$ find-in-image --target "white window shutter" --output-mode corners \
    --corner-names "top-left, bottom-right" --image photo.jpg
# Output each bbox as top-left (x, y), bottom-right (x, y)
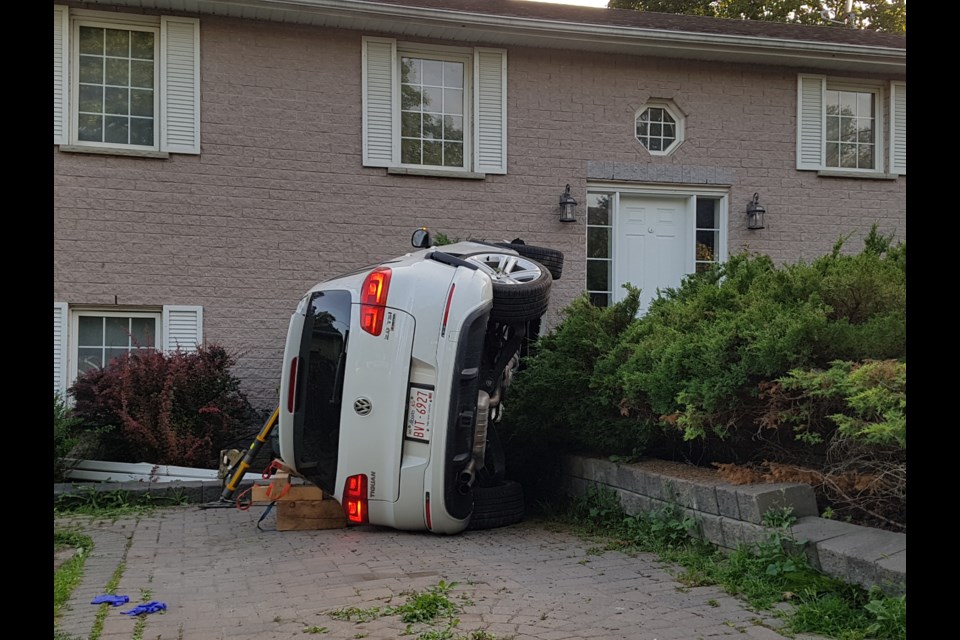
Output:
top-left (163, 305), bottom-right (203, 353)
top-left (160, 16), bottom-right (201, 154)
top-left (474, 48), bottom-right (507, 175)
top-left (362, 37), bottom-right (397, 167)
top-left (890, 82), bottom-right (906, 175)
top-left (54, 302), bottom-right (69, 397)
top-left (797, 74), bottom-right (825, 170)
top-left (54, 5), bottom-right (69, 145)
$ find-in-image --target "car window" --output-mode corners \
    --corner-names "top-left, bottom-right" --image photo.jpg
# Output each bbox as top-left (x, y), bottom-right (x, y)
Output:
top-left (294, 289), bottom-right (351, 494)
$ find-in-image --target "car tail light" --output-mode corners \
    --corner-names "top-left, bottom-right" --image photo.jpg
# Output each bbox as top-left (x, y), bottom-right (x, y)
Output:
top-left (360, 268), bottom-right (392, 336)
top-left (343, 474), bottom-right (369, 524)
top-left (425, 491), bottom-right (433, 530)
top-left (286, 357), bottom-right (299, 413)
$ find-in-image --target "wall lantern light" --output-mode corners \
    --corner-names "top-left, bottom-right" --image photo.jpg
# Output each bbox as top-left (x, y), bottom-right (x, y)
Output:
top-left (746, 192), bottom-right (766, 230)
top-left (559, 184), bottom-right (578, 223)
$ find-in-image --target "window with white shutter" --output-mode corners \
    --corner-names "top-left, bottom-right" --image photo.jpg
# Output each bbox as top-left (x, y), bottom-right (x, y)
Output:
top-left (54, 7), bottom-right (200, 154)
top-left (55, 305), bottom-right (204, 392)
top-left (362, 37), bottom-right (507, 175)
top-left (797, 74), bottom-right (902, 176)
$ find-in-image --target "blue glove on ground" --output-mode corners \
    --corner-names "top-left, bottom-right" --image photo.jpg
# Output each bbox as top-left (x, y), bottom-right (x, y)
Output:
top-left (91, 594), bottom-right (130, 606)
top-left (122, 601), bottom-right (167, 616)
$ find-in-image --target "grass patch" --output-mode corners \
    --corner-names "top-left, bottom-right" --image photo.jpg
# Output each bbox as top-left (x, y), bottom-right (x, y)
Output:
top-left (328, 582), bottom-right (510, 640)
top-left (544, 485), bottom-right (906, 640)
top-left (55, 486), bottom-right (189, 518)
top-left (131, 588), bottom-right (155, 640)
top-left (88, 532), bottom-right (135, 640)
top-left (54, 530), bottom-right (93, 621)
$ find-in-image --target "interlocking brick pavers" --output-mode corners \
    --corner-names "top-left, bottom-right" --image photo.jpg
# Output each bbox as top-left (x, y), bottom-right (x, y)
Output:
top-left (55, 506), bottom-right (822, 640)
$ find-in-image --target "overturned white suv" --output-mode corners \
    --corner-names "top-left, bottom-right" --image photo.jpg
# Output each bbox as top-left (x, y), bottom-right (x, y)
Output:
top-left (277, 230), bottom-right (562, 534)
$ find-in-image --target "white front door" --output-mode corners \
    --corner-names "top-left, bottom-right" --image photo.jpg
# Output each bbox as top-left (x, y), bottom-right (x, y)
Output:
top-left (615, 195), bottom-right (691, 314)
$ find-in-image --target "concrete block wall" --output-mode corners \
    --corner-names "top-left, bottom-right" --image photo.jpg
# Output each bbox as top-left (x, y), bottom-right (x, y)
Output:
top-left (558, 456), bottom-right (906, 596)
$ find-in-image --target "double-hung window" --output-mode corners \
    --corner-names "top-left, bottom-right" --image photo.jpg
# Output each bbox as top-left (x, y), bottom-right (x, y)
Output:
top-left (53, 6), bottom-right (200, 155)
top-left (362, 37), bottom-right (507, 175)
top-left (797, 75), bottom-right (906, 176)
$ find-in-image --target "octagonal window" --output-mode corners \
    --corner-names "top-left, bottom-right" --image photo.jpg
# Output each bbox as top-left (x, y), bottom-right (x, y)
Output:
top-left (635, 101), bottom-right (684, 155)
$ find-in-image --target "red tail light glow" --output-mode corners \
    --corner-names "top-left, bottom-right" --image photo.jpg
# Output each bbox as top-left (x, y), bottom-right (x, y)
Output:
top-left (360, 268), bottom-right (392, 336)
top-left (343, 474), bottom-right (369, 524)
top-left (440, 284), bottom-right (455, 337)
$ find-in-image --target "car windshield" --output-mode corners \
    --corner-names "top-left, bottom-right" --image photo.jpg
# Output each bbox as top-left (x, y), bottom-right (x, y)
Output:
top-left (294, 290), bottom-right (351, 494)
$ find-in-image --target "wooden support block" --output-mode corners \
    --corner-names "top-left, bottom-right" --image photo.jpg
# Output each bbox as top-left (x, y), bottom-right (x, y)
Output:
top-left (250, 483), bottom-right (325, 503)
top-left (276, 499), bottom-right (347, 531)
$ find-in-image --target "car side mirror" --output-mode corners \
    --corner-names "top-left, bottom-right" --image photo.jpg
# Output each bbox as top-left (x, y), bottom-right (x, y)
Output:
top-left (411, 227), bottom-right (432, 248)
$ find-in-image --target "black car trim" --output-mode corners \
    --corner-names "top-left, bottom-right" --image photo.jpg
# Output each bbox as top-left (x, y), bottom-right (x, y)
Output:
top-left (427, 251), bottom-right (480, 271)
top-left (442, 304), bottom-right (490, 520)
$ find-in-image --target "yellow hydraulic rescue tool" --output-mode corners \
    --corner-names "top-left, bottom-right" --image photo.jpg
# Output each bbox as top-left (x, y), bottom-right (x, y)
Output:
top-left (210, 406), bottom-right (279, 506)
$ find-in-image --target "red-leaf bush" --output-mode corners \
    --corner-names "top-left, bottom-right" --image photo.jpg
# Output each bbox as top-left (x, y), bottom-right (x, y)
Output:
top-left (69, 344), bottom-right (258, 468)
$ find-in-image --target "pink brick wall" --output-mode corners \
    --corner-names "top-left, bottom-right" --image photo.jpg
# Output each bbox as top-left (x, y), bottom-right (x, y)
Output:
top-left (53, 13), bottom-right (906, 410)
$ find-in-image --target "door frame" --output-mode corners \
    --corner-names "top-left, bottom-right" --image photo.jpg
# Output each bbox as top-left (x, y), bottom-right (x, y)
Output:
top-left (586, 182), bottom-right (730, 305)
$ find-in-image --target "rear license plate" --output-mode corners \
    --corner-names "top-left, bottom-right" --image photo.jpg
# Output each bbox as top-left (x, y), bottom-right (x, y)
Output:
top-left (406, 385), bottom-right (434, 442)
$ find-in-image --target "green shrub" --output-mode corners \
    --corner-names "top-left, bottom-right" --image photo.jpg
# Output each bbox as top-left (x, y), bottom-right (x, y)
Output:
top-left (504, 286), bottom-right (656, 456)
top-left (775, 359), bottom-right (906, 449)
top-left (68, 344), bottom-right (258, 468)
top-left (54, 394), bottom-right (83, 482)
top-left (508, 226), bottom-right (905, 453)
top-left (615, 226), bottom-right (905, 441)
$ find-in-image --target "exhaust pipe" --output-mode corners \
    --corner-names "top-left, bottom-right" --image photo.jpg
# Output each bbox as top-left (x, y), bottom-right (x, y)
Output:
top-left (456, 391), bottom-right (490, 494)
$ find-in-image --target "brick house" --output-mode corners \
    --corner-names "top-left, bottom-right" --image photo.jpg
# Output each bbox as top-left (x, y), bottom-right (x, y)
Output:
top-left (53, 0), bottom-right (906, 412)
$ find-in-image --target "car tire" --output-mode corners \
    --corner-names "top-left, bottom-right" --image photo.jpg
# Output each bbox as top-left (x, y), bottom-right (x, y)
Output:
top-left (461, 251), bottom-right (552, 323)
top-left (494, 242), bottom-right (564, 280)
top-left (467, 480), bottom-right (525, 530)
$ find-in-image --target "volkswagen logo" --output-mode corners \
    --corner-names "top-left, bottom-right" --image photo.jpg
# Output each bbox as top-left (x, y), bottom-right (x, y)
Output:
top-left (354, 398), bottom-right (372, 416)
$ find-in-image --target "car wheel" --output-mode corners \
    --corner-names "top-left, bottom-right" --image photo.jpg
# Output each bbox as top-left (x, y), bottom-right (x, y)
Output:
top-left (461, 251), bottom-right (552, 323)
top-left (467, 480), bottom-right (524, 530)
top-left (494, 242), bottom-right (564, 280)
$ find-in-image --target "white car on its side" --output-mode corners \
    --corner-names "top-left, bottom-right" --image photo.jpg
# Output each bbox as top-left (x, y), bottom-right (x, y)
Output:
top-left (277, 229), bottom-right (562, 534)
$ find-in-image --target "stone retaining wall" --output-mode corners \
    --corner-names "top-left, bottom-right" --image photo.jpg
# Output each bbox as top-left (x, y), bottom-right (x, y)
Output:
top-left (557, 455), bottom-right (906, 596)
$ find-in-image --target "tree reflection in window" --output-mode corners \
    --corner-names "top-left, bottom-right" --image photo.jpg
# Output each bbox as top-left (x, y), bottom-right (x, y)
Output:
top-left (587, 193), bottom-right (612, 306)
top-left (400, 57), bottom-right (464, 167)
top-left (695, 198), bottom-right (720, 273)
top-left (825, 89), bottom-right (875, 170)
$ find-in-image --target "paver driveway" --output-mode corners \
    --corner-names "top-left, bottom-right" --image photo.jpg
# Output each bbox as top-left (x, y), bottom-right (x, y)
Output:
top-left (55, 505), bottom-right (804, 640)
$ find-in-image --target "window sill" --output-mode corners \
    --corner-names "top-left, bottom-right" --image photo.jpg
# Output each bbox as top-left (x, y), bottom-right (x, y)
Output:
top-left (387, 167), bottom-right (486, 180)
top-left (57, 145), bottom-right (170, 159)
top-left (815, 169), bottom-right (900, 180)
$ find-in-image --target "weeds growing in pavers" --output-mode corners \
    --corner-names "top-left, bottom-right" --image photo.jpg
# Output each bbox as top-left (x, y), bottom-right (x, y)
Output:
top-left (55, 486), bottom-right (189, 519)
top-left (130, 587), bottom-right (156, 640)
top-left (328, 581), bottom-right (510, 640)
top-left (548, 485), bottom-right (907, 640)
top-left (88, 530), bottom-right (135, 640)
top-left (54, 530), bottom-right (93, 622)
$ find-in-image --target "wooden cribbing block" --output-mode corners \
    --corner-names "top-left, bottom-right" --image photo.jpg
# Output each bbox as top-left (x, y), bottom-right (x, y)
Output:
top-left (276, 499), bottom-right (347, 531)
top-left (250, 483), bottom-right (324, 504)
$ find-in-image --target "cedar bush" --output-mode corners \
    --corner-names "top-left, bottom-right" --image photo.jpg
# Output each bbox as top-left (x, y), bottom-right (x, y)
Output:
top-left (505, 226), bottom-right (905, 456)
top-left (612, 227), bottom-right (905, 441)
top-left (68, 344), bottom-right (258, 468)
top-left (504, 286), bottom-right (656, 456)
